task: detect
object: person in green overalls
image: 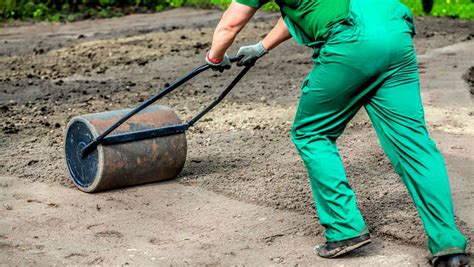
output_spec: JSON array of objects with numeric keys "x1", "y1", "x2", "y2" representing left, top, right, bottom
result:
[{"x1": 204, "y1": 0, "x2": 469, "y2": 265}]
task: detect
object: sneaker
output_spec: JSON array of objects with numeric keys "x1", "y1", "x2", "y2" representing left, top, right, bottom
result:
[
  {"x1": 431, "y1": 253, "x2": 470, "y2": 267},
  {"x1": 314, "y1": 233, "x2": 372, "y2": 259}
]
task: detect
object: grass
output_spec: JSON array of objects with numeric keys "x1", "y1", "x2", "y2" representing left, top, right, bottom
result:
[
  {"x1": 403, "y1": 0, "x2": 473, "y2": 19},
  {"x1": 0, "y1": 0, "x2": 472, "y2": 22}
]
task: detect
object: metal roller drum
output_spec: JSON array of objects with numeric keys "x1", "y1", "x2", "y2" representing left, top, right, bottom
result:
[{"x1": 64, "y1": 105, "x2": 187, "y2": 192}]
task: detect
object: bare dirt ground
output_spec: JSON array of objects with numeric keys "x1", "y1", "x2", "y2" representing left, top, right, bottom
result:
[{"x1": 1, "y1": 8, "x2": 473, "y2": 265}]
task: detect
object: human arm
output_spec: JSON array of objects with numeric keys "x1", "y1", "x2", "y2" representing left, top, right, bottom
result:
[
  {"x1": 207, "y1": 1, "x2": 258, "y2": 63},
  {"x1": 262, "y1": 16, "x2": 292, "y2": 51}
]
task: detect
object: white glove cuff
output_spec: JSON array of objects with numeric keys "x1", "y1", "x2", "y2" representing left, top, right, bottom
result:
[{"x1": 257, "y1": 41, "x2": 268, "y2": 56}]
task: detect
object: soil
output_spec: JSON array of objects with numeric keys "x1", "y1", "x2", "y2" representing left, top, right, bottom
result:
[{"x1": 1, "y1": 8, "x2": 473, "y2": 265}]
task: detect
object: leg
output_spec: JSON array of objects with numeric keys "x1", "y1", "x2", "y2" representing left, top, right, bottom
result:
[
  {"x1": 291, "y1": 59, "x2": 378, "y2": 242},
  {"x1": 364, "y1": 58, "x2": 467, "y2": 256}
]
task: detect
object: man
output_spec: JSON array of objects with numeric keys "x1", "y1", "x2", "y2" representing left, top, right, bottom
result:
[{"x1": 204, "y1": 0, "x2": 469, "y2": 265}]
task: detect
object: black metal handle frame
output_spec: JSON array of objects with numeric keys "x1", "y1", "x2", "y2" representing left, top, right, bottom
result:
[{"x1": 81, "y1": 56, "x2": 253, "y2": 158}]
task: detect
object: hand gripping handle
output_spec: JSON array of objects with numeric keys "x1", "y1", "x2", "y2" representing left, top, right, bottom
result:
[{"x1": 80, "y1": 56, "x2": 251, "y2": 158}]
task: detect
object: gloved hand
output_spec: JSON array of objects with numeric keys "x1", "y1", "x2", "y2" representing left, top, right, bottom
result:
[
  {"x1": 236, "y1": 41, "x2": 267, "y2": 66},
  {"x1": 205, "y1": 52, "x2": 231, "y2": 72}
]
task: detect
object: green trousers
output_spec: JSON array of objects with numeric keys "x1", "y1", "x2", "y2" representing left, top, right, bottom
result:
[{"x1": 290, "y1": 0, "x2": 467, "y2": 256}]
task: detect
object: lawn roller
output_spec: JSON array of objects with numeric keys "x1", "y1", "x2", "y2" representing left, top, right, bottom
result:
[{"x1": 64, "y1": 56, "x2": 252, "y2": 193}]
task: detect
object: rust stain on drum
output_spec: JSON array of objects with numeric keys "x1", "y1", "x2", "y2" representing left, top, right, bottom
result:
[{"x1": 67, "y1": 105, "x2": 187, "y2": 192}]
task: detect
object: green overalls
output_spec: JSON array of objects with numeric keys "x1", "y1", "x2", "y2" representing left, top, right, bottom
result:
[{"x1": 235, "y1": 0, "x2": 467, "y2": 256}]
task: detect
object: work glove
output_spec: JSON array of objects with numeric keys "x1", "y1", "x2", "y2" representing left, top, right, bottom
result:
[
  {"x1": 205, "y1": 51, "x2": 231, "y2": 72},
  {"x1": 236, "y1": 41, "x2": 267, "y2": 66}
]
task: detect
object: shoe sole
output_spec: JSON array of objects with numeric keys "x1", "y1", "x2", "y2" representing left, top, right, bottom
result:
[
  {"x1": 431, "y1": 254, "x2": 470, "y2": 267},
  {"x1": 328, "y1": 238, "x2": 372, "y2": 259}
]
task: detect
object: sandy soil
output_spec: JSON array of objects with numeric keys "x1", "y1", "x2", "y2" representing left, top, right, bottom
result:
[
  {"x1": 1, "y1": 8, "x2": 473, "y2": 265},
  {"x1": 0, "y1": 175, "x2": 430, "y2": 266}
]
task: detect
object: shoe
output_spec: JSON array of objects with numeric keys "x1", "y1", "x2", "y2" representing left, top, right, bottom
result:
[
  {"x1": 314, "y1": 233, "x2": 372, "y2": 259},
  {"x1": 431, "y1": 253, "x2": 470, "y2": 267}
]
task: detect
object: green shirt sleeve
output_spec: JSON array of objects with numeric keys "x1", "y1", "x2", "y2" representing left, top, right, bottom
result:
[{"x1": 235, "y1": 0, "x2": 269, "y2": 9}]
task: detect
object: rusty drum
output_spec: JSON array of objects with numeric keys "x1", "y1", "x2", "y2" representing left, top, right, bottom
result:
[{"x1": 64, "y1": 105, "x2": 187, "y2": 192}]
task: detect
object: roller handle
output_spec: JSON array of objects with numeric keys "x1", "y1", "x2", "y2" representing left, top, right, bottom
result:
[{"x1": 80, "y1": 56, "x2": 251, "y2": 158}]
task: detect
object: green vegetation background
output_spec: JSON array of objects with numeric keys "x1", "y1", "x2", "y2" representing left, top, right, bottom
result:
[{"x1": 1, "y1": 0, "x2": 473, "y2": 22}]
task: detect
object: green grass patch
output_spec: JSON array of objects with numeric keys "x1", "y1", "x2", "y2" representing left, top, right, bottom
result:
[
  {"x1": 1, "y1": 0, "x2": 472, "y2": 22},
  {"x1": 403, "y1": 0, "x2": 473, "y2": 19}
]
